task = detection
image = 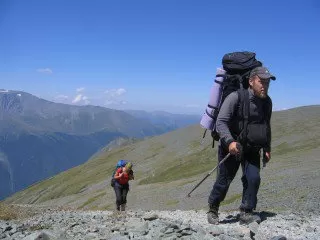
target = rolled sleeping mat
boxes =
[200,67,226,130]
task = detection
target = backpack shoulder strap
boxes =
[236,89,250,146]
[264,96,272,122]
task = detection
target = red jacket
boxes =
[116,168,130,185]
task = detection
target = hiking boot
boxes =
[116,205,120,211]
[239,210,261,224]
[207,205,219,224]
[120,204,126,211]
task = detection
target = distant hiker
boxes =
[207,66,276,225]
[113,162,134,211]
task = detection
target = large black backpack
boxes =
[208,51,269,147]
[220,51,262,103]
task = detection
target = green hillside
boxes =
[3,105,320,212]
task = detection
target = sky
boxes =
[0,0,320,115]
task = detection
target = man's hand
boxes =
[264,152,271,162]
[228,142,240,155]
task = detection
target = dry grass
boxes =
[0,203,40,220]
[0,203,19,220]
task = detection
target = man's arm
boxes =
[216,92,239,148]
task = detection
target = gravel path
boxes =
[1,207,319,240]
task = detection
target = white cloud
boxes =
[116,88,126,96]
[76,87,85,93]
[82,96,90,104]
[53,88,127,106]
[72,94,83,103]
[274,107,288,112]
[72,94,90,105]
[105,88,126,97]
[105,99,127,106]
[103,88,127,106]
[105,100,114,105]
[17,94,22,97]
[37,68,53,74]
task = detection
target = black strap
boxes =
[239,70,251,89]
[242,90,250,146]
[263,96,272,122]
[205,108,215,118]
[237,89,250,147]
[207,104,218,110]
[263,96,272,149]
[216,74,225,78]
[202,129,207,139]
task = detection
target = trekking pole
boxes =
[187,153,231,197]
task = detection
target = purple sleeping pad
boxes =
[200,67,226,130]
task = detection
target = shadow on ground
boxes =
[260,211,277,222]
[219,211,277,224]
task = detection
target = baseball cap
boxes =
[249,66,276,80]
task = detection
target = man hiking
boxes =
[113,162,134,211]
[207,66,276,225]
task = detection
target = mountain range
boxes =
[0,89,200,199]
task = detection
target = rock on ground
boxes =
[0,208,319,240]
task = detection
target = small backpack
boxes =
[110,160,127,187]
[200,51,267,147]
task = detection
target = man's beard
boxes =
[254,89,268,99]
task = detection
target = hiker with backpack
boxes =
[112,161,134,211]
[203,52,276,225]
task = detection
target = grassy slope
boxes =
[3,105,320,212]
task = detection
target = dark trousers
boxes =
[208,145,261,211]
[113,182,129,210]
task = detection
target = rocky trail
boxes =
[0,207,319,240]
